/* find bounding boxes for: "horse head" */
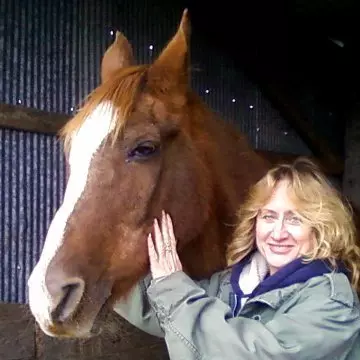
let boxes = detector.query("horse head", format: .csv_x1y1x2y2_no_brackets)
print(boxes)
28,10,269,338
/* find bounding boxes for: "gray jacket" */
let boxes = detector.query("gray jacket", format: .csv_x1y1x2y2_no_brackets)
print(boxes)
114,268,360,359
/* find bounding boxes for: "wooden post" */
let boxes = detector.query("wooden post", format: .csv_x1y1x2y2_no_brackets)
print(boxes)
343,102,360,210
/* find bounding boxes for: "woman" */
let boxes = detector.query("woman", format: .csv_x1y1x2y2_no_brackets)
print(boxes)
115,157,360,359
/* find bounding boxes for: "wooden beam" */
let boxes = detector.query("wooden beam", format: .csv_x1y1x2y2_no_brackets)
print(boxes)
0,103,68,135
343,102,360,209
0,103,341,175
199,29,345,176
258,81,344,175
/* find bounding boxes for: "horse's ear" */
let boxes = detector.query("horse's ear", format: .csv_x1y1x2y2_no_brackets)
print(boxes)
101,31,134,83
147,9,190,94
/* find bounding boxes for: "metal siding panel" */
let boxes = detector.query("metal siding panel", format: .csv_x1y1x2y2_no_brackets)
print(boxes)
0,129,66,303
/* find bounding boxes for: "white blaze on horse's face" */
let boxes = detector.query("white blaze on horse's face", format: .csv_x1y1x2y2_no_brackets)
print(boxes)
27,101,116,333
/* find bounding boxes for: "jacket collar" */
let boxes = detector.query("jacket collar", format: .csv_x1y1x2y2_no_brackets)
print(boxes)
231,250,348,302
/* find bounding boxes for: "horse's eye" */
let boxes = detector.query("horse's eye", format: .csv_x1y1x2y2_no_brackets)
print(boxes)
127,141,159,161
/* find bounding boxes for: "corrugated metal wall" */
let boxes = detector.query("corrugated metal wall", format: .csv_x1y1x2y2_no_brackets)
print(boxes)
0,0,312,303
0,0,311,153
0,129,66,303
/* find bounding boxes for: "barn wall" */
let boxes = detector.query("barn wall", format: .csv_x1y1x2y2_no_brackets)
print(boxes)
0,0,311,155
0,0,312,304
0,129,66,303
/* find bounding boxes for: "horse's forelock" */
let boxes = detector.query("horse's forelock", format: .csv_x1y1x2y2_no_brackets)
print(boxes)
59,65,149,155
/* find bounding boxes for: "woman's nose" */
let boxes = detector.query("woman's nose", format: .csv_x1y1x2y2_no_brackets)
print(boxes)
271,220,288,240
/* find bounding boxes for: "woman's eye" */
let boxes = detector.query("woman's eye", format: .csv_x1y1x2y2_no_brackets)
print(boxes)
127,141,159,161
287,216,302,225
262,215,275,221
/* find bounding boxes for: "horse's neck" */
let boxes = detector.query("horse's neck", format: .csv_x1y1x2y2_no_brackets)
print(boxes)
201,106,270,216
181,99,270,279
191,96,270,188
180,214,230,279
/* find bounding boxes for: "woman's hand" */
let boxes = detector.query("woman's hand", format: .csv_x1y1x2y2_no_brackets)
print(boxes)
147,211,183,279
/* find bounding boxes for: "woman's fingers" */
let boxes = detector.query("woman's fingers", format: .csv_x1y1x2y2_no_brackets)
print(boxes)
148,212,183,279
161,211,168,243
162,211,173,248
165,213,182,270
166,213,177,248
153,218,163,254
147,233,157,261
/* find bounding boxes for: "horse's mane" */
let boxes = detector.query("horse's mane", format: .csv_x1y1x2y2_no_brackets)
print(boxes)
59,65,148,154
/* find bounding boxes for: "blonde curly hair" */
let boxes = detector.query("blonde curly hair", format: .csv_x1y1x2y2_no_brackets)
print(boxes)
226,157,360,292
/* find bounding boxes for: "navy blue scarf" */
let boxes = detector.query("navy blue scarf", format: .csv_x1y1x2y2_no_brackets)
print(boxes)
230,251,349,300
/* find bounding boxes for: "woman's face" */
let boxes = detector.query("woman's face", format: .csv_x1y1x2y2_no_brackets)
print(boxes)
256,180,315,275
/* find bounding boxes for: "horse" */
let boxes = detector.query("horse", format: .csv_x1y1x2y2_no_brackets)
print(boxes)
27,9,271,338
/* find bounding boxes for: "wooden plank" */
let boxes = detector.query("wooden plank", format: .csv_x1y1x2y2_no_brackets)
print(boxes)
39,344,168,360
0,103,68,135
0,303,168,360
0,103,340,175
38,310,168,360
0,303,36,360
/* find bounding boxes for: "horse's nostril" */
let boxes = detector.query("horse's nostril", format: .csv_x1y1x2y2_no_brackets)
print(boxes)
51,279,85,323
